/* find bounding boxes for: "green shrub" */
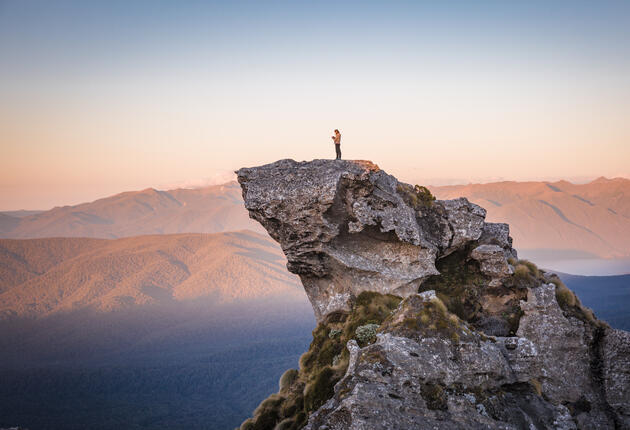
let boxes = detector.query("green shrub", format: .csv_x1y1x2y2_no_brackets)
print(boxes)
303,367,336,412
355,323,379,346
239,418,255,430
279,369,299,393
396,183,436,209
520,260,540,278
251,394,284,429
413,185,436,206
429,297,448,315
549,275,600,326
242,291,402,429
555,283,577,308
513,264,530,279
420,383,447,410
328,328,342,339
420,245,529,336
419,247,487,322
383,294,470,345
274,418,296,430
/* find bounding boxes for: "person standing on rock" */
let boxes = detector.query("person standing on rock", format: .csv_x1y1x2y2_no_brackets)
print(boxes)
331,129,341,160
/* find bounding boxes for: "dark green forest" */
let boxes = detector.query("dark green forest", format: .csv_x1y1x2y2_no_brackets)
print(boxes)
0,300,314,430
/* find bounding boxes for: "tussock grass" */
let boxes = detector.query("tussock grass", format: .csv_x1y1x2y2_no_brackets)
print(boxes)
548,275,600,326
240,291,401,430
530,378,543,397
279,369,299,393
396,183,436,209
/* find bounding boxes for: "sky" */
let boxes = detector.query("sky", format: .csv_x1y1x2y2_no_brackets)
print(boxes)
1,0,629,210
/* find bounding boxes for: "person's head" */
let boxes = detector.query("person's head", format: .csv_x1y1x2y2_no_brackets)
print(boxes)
334,129,340,134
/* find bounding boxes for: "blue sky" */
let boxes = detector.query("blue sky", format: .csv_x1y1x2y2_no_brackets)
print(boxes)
1,1,629,209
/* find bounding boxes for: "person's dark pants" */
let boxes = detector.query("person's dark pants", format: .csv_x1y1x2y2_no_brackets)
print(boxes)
335,144,341,160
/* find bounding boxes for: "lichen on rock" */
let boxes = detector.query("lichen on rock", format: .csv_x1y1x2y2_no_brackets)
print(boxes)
236,159,630,430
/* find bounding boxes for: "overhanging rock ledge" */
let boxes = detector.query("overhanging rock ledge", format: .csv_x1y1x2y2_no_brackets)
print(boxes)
236,159,511,321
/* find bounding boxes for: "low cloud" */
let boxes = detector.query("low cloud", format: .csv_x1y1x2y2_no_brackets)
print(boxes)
159,170,237,190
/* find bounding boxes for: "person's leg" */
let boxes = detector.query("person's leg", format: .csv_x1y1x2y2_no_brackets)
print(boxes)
336,144,341,160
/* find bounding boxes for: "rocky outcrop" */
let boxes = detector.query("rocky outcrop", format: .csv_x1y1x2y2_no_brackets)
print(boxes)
471,244,514,286
236,159,630,430
602,329,630,428
237,159,493,321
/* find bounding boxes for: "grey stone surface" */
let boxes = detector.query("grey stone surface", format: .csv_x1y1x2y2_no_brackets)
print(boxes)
305,294,588,430
479,222,517,260
602,328,630,428
470,244,514,285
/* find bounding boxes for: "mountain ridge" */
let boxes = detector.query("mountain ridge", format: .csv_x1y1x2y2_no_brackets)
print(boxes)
428,177,630,258
0,182,262,240
2,178,629,259
0,230,303,319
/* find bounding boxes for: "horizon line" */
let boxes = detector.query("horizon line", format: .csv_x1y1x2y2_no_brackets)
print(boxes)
2,174,628,213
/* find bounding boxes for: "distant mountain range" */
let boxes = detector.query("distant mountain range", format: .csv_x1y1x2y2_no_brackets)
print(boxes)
2,177,629,258
0,182,261,239
0,231,302,318
429,177,630,258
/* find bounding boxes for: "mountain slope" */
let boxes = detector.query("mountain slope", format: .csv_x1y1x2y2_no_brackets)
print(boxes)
0,237,105,293
0,231,302,318
0,182,261,239
2,177,629,258
0,213,20,234
430,177,630,258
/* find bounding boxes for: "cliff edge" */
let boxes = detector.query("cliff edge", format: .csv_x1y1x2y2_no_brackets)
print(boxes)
236,159,630,430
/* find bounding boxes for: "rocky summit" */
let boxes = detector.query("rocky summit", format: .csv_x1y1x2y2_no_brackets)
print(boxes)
236,159,630,430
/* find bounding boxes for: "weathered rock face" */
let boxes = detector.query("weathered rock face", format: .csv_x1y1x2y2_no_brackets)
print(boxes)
237,159,630,430
237,159,493,321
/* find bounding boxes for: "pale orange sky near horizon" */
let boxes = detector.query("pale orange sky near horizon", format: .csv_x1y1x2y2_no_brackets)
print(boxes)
1,1,629,210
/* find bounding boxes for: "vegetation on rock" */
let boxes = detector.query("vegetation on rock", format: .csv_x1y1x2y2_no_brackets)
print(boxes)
354,323,379,346
419,247,531,336
548,273,603,327
396,183,436,209
239,291,401,430
382,294,474,345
